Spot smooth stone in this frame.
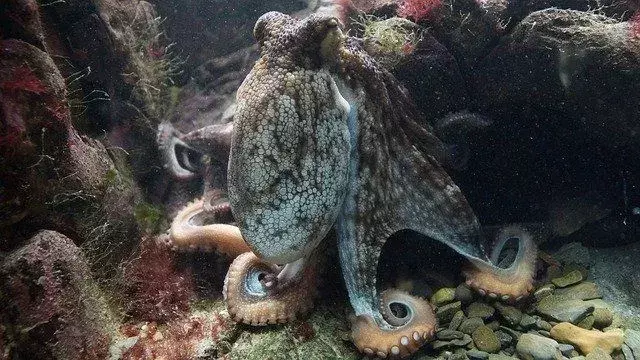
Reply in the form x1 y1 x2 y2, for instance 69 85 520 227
460 317 486 335
578 316 595 330
535 285 556 301
433 287 457 307
438 301 463 323
555 282 601 301
553 242 591 268
537 295 594 323
450 351 470 360
550 322 625 355
438 329 465 340
625 330 640 358
592 309 613 330
467 349 490 360
516 333 562 360
473 325 502 353
537 319 553 331
495 303 523 327
495 330 514 347
621 344 634 360
573 357 586 360
539 330 552 337
487 321 501 331
467 302 496 320
450 311 466 331
585 347 612 360
487 354 518 360
456 283 475 303
520 314 538 330
434 334 473 349
499 326 523 342
558 344 576 357
552 270 584 288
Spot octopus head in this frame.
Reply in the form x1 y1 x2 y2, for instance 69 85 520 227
228 12 353 264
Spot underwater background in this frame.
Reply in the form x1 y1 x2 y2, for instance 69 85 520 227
1 0 640 359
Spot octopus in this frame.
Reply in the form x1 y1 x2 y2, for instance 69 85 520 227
163 11 538 358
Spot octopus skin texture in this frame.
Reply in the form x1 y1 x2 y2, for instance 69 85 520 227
168 11 538 359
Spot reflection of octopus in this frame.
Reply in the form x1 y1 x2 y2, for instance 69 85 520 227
163 11 537 358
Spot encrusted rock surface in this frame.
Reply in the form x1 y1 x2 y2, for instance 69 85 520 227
0 230 115 360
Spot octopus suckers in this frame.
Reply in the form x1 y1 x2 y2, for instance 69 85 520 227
390 346 400 355
412 331 420 342
400 336 409 346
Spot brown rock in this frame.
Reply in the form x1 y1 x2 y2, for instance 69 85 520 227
550 322 624 355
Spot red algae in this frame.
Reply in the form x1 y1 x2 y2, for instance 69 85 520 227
398 0 443 22
0 65 46 94
123 236 195 323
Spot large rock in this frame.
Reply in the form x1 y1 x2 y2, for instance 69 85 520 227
475 9 640 150
0 230 116 360
516 333 562 360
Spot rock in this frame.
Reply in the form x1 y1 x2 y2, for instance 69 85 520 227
456 283 475 304
467 349 490 360
495 303 523 327
553 243 592 268
472 325 501 353
432 287 457 306
437 301 463 323
550 322 625 355
535 285 556 301
460 317 486 335
516 333 562 360
0 230 114 359
467 302 496 320
558 344 576 357
537 319 553 332
579 316 596 330
537 295 594 323
625 330 640 358
488 354 518 360
555 282 602 301
486 321 501 331
552 270 584 288
433 334 473 349
495 330 514 348
499 326 522 343
450 311 466 331
438 329 465 340
520 314 538 330
593 309 614 329
585 347 613 360
621 344 634 360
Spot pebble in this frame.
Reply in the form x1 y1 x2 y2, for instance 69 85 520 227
433 287 457 306
460 317 485 335
578 316 595 330
487 354 518 360
516 333 561 360
495 330 514 348
499 326 522 343
467 302 496 320
551 270 584 288
585 347 613 360
467 349 490 360
495 303 523 327
539 330 551 337
438 301 463 323
535 285 555 301
537 295 594 323
625 330 640 358
558 344 575 357
550 322 624 355
621 344 634 360
555 282 601 301
456 283 475 303
438 329 465 340
592 309 613 329
537 319 553 331
449 311 466 331
472 325 502 353
486 321 501 331
520 314 537 330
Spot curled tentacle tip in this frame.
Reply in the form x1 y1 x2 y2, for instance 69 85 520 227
351 289 437 358
224 252 318 326
169 198 251 257
462 226 538 302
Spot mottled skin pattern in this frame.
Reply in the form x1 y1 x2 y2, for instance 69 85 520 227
175 11 537 358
